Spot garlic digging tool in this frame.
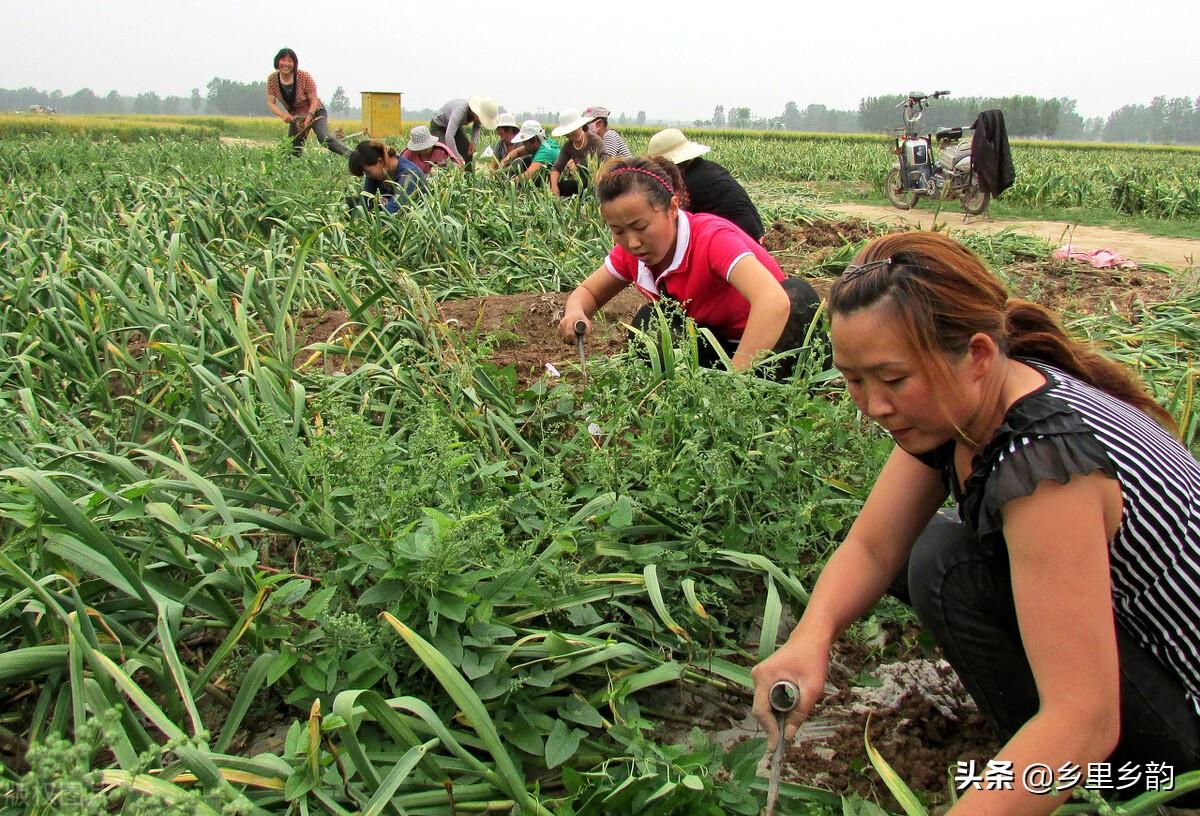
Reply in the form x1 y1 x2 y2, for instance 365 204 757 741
574 320 588 384
764 679 799 816
293 113 327 141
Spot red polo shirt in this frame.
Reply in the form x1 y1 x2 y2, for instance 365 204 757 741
604 211 785 340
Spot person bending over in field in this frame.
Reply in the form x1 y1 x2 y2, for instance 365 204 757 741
504 120 560 185
583 106 632 158
752 231 1200 812
429 96 499 169
265 48 350 158
548 109 605 197
490 113 531 173
648 128 763 243
401 126 465 175
347 141 425 213
557 157 824 379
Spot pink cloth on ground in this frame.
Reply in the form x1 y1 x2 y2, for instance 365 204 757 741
1052 245 1138 269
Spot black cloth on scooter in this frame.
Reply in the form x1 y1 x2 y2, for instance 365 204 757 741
971 109 1014 198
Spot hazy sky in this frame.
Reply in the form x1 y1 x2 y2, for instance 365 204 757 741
3 0 1197 120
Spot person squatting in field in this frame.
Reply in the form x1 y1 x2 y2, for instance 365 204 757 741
648 128 764 243
346 140 425 213
489 113 531 173
548 109 606 198
401 126 465 175
503 120 560 184
751 231 1200 813
583 106 632 159
429 96 500 169
558 156 824 379
265 48 350 158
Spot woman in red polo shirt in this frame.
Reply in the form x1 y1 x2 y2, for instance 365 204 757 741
558 156 824 377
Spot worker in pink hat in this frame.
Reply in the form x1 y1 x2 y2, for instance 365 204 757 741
583 105 631 158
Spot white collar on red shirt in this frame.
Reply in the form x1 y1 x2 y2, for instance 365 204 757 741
633 211 691 295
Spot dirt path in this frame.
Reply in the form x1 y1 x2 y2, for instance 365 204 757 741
218 136 273 147
827 203 1200 270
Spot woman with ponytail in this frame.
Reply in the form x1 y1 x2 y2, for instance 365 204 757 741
752 231 1200 812
557 156 824 377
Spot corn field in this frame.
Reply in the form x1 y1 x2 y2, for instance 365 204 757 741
0 134 1197 815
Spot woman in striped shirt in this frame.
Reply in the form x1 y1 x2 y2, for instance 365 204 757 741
753 231 1199 812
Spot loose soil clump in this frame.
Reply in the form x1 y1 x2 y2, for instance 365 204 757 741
763 217 880 253
652 622 1000 810
1003 260 1178 317
437 289 645 384
293 308 356 373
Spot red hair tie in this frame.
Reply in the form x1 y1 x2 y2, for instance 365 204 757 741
606 166 674 195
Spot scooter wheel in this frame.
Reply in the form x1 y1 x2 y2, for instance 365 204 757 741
961 180 990 215
885 168 919 210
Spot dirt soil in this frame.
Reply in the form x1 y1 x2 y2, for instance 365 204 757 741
650 622 999 810
763 217 879 253
771 655 998 803
433 216 1180 380
437 289 646 384
762 217 1180 317
826 203 1200 271
218 136 273 148
293 308 356 373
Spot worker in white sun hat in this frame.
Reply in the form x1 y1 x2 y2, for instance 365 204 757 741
400 125 464 174
429 96 500 168
490 112 530 172
505 119 560 184
548 108 605 197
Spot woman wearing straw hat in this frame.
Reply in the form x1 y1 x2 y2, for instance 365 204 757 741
429 96 499 168
401 125 464 174
549 109 605 197
648 128 764 242
505 120 560 183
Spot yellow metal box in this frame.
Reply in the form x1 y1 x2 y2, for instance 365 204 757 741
361 91 403 138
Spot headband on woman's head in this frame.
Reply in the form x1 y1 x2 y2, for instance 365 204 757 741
605 166 674 195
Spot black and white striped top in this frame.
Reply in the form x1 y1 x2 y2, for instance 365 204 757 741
925 360 1200 714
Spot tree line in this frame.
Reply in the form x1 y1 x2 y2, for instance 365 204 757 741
0 80 360 118
705 94 1200 144
4 81 1200 144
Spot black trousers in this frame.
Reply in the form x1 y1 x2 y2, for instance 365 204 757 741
629 277 827 380
288 107 349 157
557 166 592 198
890 514 1200 802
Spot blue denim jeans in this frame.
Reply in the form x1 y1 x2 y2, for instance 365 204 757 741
891 513 1200 801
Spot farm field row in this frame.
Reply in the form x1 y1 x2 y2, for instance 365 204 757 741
1 135 1197 813
4 114 1200 221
